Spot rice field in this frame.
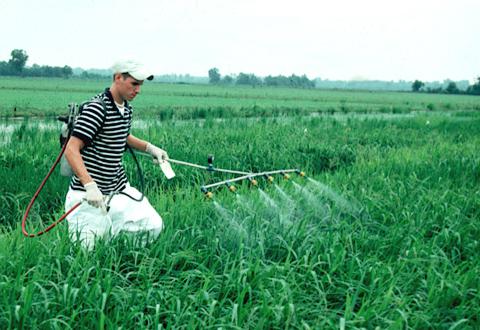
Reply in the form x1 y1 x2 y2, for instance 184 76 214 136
1 77 480 119
0 77 479 329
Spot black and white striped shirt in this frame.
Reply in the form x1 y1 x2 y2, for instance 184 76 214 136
70 89 132 194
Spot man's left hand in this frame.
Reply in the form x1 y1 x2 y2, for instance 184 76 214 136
146 143 169 164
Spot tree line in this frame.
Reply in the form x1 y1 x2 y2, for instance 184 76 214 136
412 79 480 95
208 68 315 88
2 49 479 94
0 49 73 78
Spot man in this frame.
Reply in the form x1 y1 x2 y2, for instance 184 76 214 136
64 60 167 250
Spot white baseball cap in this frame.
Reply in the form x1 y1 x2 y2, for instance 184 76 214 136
111 60 154 81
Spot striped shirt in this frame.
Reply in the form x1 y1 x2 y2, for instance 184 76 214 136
70 88 132 194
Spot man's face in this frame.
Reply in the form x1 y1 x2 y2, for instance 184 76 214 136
115 73 143 101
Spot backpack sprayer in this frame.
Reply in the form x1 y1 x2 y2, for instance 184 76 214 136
22 102 306 238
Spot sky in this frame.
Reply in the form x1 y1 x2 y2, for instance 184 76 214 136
1 0 479 82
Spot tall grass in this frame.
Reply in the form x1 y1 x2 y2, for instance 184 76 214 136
2 77 480 118
1 108 479 328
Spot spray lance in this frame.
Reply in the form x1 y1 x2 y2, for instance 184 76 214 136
137 153 306 198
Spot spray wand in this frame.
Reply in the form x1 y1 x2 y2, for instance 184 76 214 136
137 152 306 198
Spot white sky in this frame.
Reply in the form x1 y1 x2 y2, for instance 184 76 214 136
1 0 478 81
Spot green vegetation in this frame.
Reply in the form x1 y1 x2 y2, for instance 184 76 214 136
2 48 477 91
1 77 480 119
412 77 480 95
0 49 73 78
208 67 316 88
1 77 479 328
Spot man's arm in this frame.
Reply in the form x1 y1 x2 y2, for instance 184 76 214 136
128 134 169 162
126 134 148 151
64 136 94 185
64 136 106 210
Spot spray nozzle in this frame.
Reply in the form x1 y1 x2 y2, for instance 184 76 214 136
247 177 258 186
225 181 237 193
201 186 214 198
295 169 306 177
264 174 274 183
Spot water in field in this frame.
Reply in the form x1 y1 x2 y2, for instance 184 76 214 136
0 125 14 146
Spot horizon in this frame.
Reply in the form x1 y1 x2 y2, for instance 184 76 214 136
69 67 476 83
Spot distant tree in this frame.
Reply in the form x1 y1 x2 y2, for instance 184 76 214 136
264 75 278 86
236 72 261 86
291 74 315 88
62 65 73 78
426 87 444 94
264 74 314 88
208 68 221 84
412 80 425 92
0 61 13 75
445 81 459 94
236 72 249 85
26 64 41 76
250 74 262 86
8 49 28 74
221 75 233 85
466 77 480 95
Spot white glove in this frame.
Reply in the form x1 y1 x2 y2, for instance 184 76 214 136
146 143 169 164
84 181 107 213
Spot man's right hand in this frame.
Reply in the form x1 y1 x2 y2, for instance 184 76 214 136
84 181 107 213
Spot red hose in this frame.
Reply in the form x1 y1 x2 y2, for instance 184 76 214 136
22 137 82 237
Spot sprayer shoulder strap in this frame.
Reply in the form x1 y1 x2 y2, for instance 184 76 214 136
81 95 107 120
79 95 108 137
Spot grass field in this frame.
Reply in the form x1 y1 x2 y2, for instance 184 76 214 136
1 77 480 119
1 77 480 329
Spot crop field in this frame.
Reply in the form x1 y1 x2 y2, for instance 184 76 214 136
1 77 480 119
1 77 479 329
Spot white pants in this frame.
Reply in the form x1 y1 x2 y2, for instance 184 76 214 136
65 184 163 250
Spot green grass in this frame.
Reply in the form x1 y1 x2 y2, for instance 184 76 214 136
1 77 480 118
1 78 480 328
